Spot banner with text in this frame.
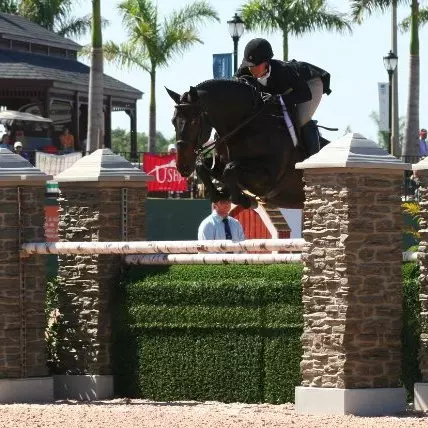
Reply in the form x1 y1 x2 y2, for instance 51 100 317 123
142 153 188 192
378 82 389 132
213 53 233 79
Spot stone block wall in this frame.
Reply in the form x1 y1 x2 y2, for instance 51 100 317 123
300 171 403 389
56 184 148 374
416 173 428 381
0 186 48 378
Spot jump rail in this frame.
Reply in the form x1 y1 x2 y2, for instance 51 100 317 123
20 239 417 265
21 238 306 255
125 253 302 265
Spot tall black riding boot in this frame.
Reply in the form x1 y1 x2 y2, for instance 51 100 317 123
301 120 321 157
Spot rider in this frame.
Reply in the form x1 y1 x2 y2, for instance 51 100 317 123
235 38 331 157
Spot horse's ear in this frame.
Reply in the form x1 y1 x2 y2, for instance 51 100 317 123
189 86 199 102
165 87 181 104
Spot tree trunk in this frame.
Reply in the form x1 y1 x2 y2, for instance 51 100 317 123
86 0 104 152
391 0 399 157
403 0 420 160
148 68 156 153
282 30 288 61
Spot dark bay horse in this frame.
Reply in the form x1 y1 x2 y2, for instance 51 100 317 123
166 79 306 209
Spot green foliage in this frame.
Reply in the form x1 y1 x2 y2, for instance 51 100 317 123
402 201 421 241
0 0 19 13
113 264 303 403
105 0 219 152
16 0 93 38
111 127 174 153
45 277 61 373
369 110 406 152
402 262 422 398
240 0 352 60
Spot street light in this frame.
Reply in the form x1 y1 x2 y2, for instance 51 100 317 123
383 50 398 154
227 13 245 74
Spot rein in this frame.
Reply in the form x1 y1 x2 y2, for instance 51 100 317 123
213 103 268 151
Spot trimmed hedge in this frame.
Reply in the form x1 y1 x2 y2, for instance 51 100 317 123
113 262 422 403
113 264 303 403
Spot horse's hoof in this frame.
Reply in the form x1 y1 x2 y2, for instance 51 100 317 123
233 195 257 209
250 198 258 209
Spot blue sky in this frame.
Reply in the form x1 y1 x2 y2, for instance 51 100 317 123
71 0 428 143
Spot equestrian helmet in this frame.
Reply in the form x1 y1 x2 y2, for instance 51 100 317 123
241 38 274 67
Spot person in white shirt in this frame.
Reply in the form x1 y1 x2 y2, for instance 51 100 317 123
198 199 245 241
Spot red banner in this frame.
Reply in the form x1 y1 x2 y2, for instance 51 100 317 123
44 205 59 242
142 153 188 192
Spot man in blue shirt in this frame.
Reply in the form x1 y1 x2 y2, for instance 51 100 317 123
198 199 245 241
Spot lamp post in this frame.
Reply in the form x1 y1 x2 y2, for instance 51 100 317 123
383 50 398 154
227 13 245 74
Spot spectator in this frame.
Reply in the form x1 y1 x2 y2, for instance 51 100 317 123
59 128 75 153
168 143 177 154
419 128 428 157
198 198 245 241
0 134 10 149
13 141 29 160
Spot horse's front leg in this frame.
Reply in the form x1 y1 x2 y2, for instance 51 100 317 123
222 161 258 209
196 157 230 202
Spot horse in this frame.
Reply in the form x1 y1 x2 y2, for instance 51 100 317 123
166 78 308 209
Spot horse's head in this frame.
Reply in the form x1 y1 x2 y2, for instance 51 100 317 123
166 86 212 177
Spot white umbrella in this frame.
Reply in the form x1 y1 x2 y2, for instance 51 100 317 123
0 110 52 123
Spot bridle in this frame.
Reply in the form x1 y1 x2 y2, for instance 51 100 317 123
175 104 210 156
175 87 269 162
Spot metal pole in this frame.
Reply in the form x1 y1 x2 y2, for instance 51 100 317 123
233 36 239 73
391 1 399 157
388 70 393 154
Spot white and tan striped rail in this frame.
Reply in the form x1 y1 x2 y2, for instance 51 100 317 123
125 253 302 265
21 239 306 255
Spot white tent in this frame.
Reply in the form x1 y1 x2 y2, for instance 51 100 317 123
0 110 52 123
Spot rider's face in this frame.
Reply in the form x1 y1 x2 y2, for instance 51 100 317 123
249 62 268 78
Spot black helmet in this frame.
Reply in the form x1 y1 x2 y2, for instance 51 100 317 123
241 38 273 67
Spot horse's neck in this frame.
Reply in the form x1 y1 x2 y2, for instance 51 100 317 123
205 102 256 136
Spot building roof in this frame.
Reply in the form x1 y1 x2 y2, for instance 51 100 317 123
0 48 143 99
0 12 81 51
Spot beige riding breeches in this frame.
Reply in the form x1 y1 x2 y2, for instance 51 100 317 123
296 77 324 127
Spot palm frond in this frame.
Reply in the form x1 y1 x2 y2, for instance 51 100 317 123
291 6 352 36
418 7 428 27
56 14 91 38
103 40 151 73
240 0 279 33
350 0 410 24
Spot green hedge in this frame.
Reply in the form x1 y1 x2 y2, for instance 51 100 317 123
113 264 303 403
402 262 422 397
113 262 422 403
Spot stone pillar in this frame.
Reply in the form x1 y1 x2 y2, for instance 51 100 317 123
0 148 53 403
53 149 151 400
412 159 428 410
295 133 409 416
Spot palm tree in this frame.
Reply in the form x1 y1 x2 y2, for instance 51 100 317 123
103 0 219 153
351 1 401 156
86 0 104 152
17 0 92 38
240 0 352 61
350 0 428 160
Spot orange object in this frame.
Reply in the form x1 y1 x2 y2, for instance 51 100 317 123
60 133 74 150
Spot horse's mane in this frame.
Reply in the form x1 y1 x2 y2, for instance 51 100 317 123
195 78 258 94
